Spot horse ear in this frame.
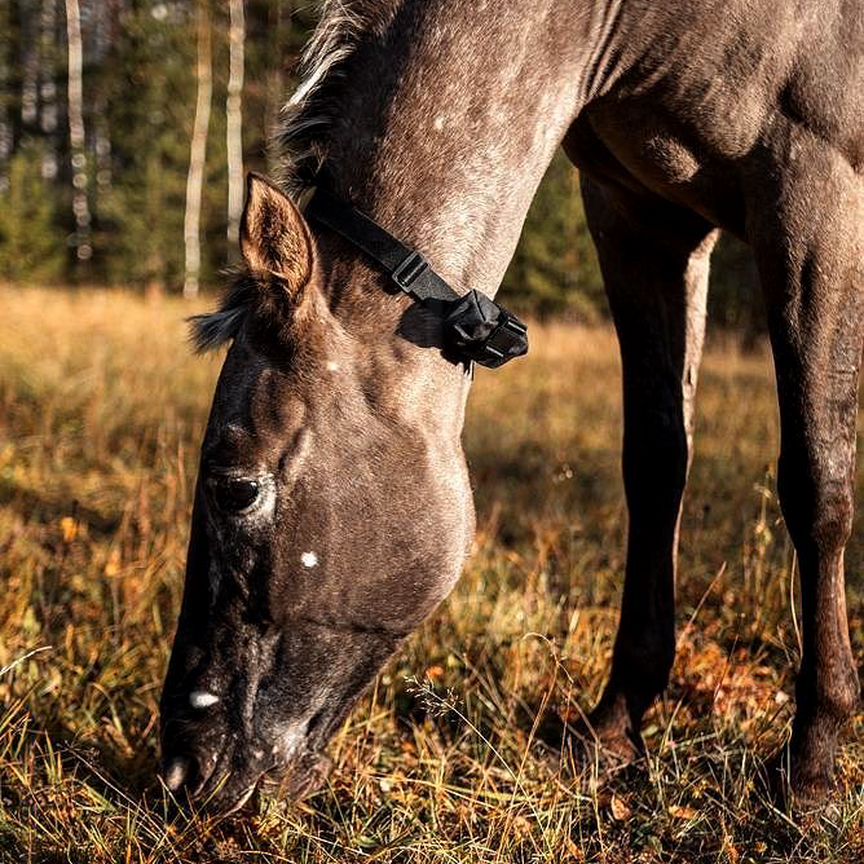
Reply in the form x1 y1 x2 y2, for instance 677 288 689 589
240 173 314 297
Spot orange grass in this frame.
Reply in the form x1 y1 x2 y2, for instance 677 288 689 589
0 286 862 863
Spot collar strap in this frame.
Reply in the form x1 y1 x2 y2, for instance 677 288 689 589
305 188 528 369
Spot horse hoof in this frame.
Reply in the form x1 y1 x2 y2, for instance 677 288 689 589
764 749 835 814
538 712 645 784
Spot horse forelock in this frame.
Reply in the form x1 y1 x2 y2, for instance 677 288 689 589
189 277 255 353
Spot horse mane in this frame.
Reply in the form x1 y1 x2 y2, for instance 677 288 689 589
192 0 396 353
275 0 395 196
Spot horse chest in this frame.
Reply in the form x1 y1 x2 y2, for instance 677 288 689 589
565 94 761 236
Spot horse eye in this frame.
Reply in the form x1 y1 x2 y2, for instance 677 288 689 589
209 477 260 513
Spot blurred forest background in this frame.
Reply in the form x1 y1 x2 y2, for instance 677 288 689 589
0 0 761 329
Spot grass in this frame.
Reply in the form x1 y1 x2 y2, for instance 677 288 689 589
0 286 862 863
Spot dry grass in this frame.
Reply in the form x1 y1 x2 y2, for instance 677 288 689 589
0 286 862 863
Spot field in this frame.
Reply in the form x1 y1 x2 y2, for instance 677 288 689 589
0 286 862 863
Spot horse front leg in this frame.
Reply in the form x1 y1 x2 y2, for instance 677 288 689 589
749 138 863 805
576 176 718 761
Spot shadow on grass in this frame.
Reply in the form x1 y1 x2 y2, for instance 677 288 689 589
0 477 122 539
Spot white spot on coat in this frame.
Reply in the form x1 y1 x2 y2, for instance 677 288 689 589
301 551 318 569
326 360 340 372
189 691 220 709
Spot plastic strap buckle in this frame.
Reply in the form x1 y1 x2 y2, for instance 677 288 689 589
444 290 529 369
391 251 429 293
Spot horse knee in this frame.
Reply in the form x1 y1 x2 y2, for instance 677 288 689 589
777 451 854 559
613 628 677 699
823 674 860 723
623 404 688 508
797 667 860 727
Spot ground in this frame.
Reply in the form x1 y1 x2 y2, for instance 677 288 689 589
0 287 861 863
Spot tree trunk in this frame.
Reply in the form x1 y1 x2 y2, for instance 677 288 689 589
92 0 113 229
226 0 245 254
39 0 59 181
65 0 91 262
0 0 12 193
183 0 213 298
21 2 39 132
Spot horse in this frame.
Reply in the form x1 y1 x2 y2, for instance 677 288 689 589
159 0 863 812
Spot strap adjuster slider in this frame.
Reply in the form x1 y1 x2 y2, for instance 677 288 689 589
392 251 429 292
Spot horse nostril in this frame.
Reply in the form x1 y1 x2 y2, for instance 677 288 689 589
164 755 194 792
163 752 210 797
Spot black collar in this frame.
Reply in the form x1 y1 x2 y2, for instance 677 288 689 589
305 189 528 369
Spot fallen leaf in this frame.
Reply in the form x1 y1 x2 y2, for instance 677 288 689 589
668 804 698 821
104 550 121 577
60 516 78 543
564 837 585 862
610 794 632 821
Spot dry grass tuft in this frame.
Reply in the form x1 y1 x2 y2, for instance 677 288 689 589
0 287 861 863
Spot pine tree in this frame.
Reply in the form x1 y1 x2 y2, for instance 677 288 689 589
502 152 605 320
0 0 761 326
0 142 65 282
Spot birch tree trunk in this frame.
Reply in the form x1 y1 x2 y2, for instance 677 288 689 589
40 0 59 181
65 0 91 261
183 0 213 298
21 4 39 131
226 0 245 252
93 0 112 203
0 0 12 194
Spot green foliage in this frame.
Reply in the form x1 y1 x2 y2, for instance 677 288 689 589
92 3 200 289
709 234 764 340
502 151 606 321
0 1 762 327
0 145 66 283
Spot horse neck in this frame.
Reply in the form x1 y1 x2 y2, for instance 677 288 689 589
310 1 609 292
297 0 602 428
